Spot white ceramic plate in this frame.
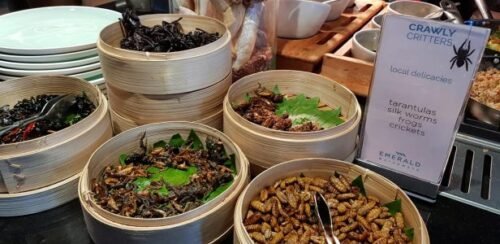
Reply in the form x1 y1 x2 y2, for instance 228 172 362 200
0 48 97 63
0 55 99 70
0 69 102 81
0 6 120 55
0 62 100 76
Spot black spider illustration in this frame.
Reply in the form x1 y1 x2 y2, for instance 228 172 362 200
450 39 475 71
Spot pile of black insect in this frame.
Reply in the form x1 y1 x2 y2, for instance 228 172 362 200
0 93 95 144
119 9 220 52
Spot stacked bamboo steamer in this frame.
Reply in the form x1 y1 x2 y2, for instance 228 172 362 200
233 158 430 244
79 122 250 243
0 76 112 216
223 70 362 175
98 14 232 134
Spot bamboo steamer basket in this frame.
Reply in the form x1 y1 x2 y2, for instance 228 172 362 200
0 76 112 193
109 106 223 134
79 122 249 243
0 173 79 217
98 14 232 95
107 72 231 124
233 158 430 244
223 70 361 171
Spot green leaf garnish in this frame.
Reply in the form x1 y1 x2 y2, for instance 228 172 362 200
384 199 402 216
153 140 167 149
404 227 414 241
186 129 203 150
351 175 366 196
169 133 185 149
157 166 198 186
133 177 151 191
153 185 170 197
275 94 344 129
203 180 233 203
272 85 281 95
64 113 82 125
224 154 237 174
244 93 252 102
119 154 128 166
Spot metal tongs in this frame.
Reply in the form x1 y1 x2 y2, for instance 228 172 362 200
314 192 340 244
0 94 76 137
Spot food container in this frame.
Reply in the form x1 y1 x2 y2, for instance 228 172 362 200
98 14 231 95
0 76 112 216
233 158 430 244
277 0 330 39
107 72 230 125
109 105 224 134
0 76 112 194
79 122 250 243
352 29 380 62
223 70 361 175
195 0 277 81
387 0 442 19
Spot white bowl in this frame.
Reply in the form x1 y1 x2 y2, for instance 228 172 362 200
352 29 380 62
277 0 331 39
371 14 384 29
322 0 350 21
388 0 442 19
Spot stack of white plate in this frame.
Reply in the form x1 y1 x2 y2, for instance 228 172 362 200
0 6 121 93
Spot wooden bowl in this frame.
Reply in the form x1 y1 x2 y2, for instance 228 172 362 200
223 70 361 171
107 72 231 124
79 122 249 243
233 158 430 244
0 76 112 193
98 14 232 95
109 105 223 134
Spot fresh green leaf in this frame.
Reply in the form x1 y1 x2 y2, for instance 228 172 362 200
133 177 151 192
119 154 128 166
244 93 252 102
384 199 402 216
272 85 281 95
153 185 170 197
351 175 366 196
292 117 311 125
404 227 414 241
159 166 198 186
275 94 344 129
65 113 82 125
186 129 203 150
153 140 167 149
224 154 237 174
203 180 233 203
169 133 185 149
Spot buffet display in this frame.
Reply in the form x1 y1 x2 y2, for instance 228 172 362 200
2 0 500 243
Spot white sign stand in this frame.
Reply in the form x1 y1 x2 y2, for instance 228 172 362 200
357 15 490 200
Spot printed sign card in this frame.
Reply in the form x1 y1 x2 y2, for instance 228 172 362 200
359 15 490 184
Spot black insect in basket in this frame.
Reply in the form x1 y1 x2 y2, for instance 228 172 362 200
450 39 476 72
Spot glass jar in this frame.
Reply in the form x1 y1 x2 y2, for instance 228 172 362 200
194 0 277 82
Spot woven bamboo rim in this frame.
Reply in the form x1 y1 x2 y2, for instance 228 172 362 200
223 70 361 169
98 14 232 95
79 122 249 243
225 70 360 139
0 76 112 193
107 72 231 124
109 106 223 134
233 158 430 244
0 173 79 217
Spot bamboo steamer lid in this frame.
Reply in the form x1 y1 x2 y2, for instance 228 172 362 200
106 72 231 124
223 70 361 171
233 158 430 244
98 14 232 95
0 76 113 193
79 122 249 243
109 106 223 134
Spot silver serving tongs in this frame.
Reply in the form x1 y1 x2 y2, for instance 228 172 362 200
0 94 74 137
440 0 463 24
314 192 340 244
